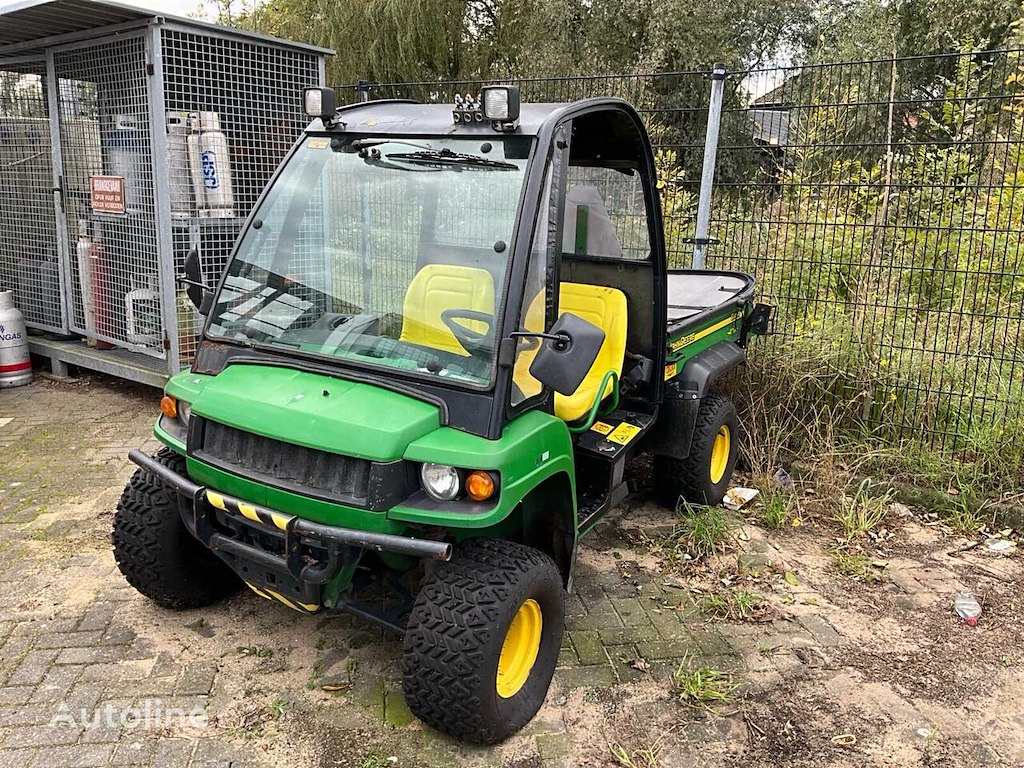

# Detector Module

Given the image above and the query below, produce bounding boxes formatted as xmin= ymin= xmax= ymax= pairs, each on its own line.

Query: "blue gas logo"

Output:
xmin=0 ymin=323 xmax=22 ymax=342
xmin=200 ymin=150 xmax=220 ymax=190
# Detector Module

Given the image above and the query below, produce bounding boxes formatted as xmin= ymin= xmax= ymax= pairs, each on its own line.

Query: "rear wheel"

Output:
xmin=654 ymin=392 xmax=739 ymax=507
xmin=401 ymin=538 xmax=564 ymax=744
xmin=112 ymin=448 xmax=241 ymax=609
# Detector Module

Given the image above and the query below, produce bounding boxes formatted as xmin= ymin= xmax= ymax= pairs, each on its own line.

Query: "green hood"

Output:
xmin=189 ymin=365 xmax=441 ymax=461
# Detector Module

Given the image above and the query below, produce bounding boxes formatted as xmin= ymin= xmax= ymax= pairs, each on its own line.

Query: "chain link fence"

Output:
xmin=345 ymin=50 xmax=1024 ymax=461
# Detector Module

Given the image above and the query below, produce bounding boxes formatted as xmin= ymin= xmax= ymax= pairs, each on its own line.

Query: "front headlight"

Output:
xmin=421 ymin=463 xmax=461 ymax=501
xmin=158 ymin=396 xmax=191 ymax=442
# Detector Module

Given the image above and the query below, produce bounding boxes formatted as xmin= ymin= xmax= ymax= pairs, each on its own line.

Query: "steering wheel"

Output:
xmin=440 ymin=309 xmax=495 ymax=356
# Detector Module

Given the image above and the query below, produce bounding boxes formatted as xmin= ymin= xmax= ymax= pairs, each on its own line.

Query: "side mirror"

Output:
xmin=529 ymin=313 xmax=605 ymax=395
xmin=180 ymin=250 xmax=212 ymax=314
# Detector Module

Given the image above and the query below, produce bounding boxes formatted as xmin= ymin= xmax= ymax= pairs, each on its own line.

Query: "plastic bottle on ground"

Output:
xmin=954 ymin=594 xmax=981 ymax=626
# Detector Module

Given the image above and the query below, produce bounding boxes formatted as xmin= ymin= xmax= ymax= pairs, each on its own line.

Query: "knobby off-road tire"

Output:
xmin=654 ymin=391 xmax=739 ymax=507
xmin=113 ymin=448 xmax=241 ymax=609
xmin=401 ymin=538 xmax=564 ymax=744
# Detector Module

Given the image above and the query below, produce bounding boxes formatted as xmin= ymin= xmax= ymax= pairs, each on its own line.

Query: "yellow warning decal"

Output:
xmin=307 ymin=139 xmax=329 ymax=148
xmin=607 ymin=423 xmax=641 ymax=445
xmin=664 ymin=363 xmax=677 ymax=380
xmin=591 ymin=421 xmax=614 ymax=435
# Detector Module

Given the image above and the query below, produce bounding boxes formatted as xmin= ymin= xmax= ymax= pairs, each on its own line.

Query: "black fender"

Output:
xmin=520 ymin=472 xmax=576 ymax=590
xmin=645 ymin=342 xmax=746 ymax=459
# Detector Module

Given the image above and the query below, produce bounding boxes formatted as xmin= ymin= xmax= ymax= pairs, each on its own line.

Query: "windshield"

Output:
xmin=207 ymin=135 xmax=531 ymax=388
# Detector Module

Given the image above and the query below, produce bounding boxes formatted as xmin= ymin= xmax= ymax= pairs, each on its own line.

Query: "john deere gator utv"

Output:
xmin=113 ymin=86 xmax=770 ymax=743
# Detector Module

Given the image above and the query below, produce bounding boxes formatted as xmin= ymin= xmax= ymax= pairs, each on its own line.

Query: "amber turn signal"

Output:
xmin=465 ymin=470 xmax=496 ymax=501
xmin=160 ymin=395 xmax=178 ymax=418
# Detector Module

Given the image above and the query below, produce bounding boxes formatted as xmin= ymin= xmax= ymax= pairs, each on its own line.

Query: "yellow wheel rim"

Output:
xmin=496 ymin=598 xmax=543 ymax=699
xmin=710 ymin=425 xmax=731 ymax=484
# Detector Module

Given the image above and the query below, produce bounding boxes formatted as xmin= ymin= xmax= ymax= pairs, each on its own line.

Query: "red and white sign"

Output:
xmin=90 ymin=175 xmax=126 ymax=214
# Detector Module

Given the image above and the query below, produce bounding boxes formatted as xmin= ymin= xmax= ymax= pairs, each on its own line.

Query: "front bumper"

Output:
xmin=128 ymin=449 xmax=451 ymax=611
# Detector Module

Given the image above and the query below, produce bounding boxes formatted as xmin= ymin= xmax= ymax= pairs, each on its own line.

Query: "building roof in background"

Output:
xmin=0 ymin=0 xmax=333 ymax=58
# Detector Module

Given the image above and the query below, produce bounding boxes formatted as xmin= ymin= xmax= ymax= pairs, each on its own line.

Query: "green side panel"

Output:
xmin=391 ymin=409 xmax=576 ymax=530
xmin=184 ymin=365 xmax=441 ymax=461
xmin=664 ymin=308 xmax=746 ymax=380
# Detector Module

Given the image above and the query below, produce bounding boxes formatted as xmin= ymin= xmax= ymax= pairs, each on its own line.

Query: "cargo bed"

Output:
xmin=666 ymin=270 xmax=756 ymax=332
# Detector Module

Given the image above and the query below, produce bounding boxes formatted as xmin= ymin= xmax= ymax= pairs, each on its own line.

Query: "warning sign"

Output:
xmin=607 ymin=422 xmax=642 ymax=445
xmin=90 ymin=176 xmax=126 ymax=214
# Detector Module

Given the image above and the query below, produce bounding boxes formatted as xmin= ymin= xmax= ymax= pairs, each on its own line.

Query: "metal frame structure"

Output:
xmin=0 ymin=0 xmax=330 ymax=384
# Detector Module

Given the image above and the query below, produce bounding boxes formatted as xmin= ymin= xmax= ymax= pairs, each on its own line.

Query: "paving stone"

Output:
xmin=0 ymin=748 xmax=35 ymax=768
xmin=0 ymin=684 xmax=34 ymax=705
xmin=693 ymin=629 xmax=737 ymax=657
xmin=28 ymin=744 xmax=115 ymax=768
xmin=174 ymin=663 xmax=218 ymax=696
xmin=29 ymin=665 xmax=84 ymax=704
xmin=34 ymin=632 xmax=104 ymax=650
xmin=54 ymin=646 xmax=124 ymax=665
xmin=149 ymin=737 xmax=195 ymax=768
xmin=598 ymin=624 xmax=661 ymax=646
xmin=3 ymin=723 xmax=83 ymax=748
xmin=556 ymin=647 xmax=578 ymax=668
xmin=565 ymin=611 xmax=624 ymax=631
xmin=795 ymin=614 xmax=843 ymax=648
xmin=637 ymin=639 xmax=702 ymax=661
xmin=536 ymin=731 xmax=574 ymax=763
xmin=109 ymin=737 xmax=158 ymax=766
xmin=568 ymin=630 xmax=607 ymax=666
xmin=0 ymin=701 xmax=57 ymax=726
xmin=610 ymin=597 xmax=653 ymax=627
xmin=554 ymin=664 xmax=616 ymax=689
xmin=7 ymin=649 xmax=59 ymax=686
xmin=76 ymin=604 xmax=115 ymax=633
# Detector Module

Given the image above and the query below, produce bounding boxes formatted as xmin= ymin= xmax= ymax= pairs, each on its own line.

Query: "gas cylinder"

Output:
xmin=0 ymin=290 xmax=32 ymax=387
xmin=187 ymin=112 xmax=235 ymax=218
xmin=75 ymin=219 xmax=97 ymax=344
xmin=105 ymin=114 xmax=146 ymax=214
xmin=166 ymin=111 xmax=194 ymax=218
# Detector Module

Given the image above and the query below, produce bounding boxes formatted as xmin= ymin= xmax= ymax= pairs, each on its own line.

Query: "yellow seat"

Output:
xmin=399 ymin=264 xmax=495 ymax=356
xmin=513 ymin=283 xmax=628 ymax=422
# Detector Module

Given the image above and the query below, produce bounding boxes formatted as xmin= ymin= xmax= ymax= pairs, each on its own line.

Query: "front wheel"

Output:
xmin=401 ymin=538 xmax=564 ymax=744
xmin=654 ymin=391 xmax=739 ymax=507
xmin=112 ymin=448 xmax=242 ymax=609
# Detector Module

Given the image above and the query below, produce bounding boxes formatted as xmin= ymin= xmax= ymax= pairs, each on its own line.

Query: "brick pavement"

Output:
xmin=0 ymin=375 xmax=1020 ymax=768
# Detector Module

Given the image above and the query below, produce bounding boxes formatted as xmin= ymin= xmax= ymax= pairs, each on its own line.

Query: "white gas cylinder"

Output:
xmin=187 ymin=111 xmax=235 ymax=218
xmin=0 ymin=290 xmax=32 ymax=387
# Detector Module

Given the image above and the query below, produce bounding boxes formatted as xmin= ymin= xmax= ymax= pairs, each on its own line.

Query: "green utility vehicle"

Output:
xmin=113 ymin=86 xmax=770 ymax=743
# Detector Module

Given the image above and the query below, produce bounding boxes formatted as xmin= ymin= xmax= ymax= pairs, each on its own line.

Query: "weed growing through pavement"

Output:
xmin=832 ymin=478 xmax=894 ymax=539
xmin=672 ymin=653 xmax=739 ymax=711
xmin=609 ymin=738 xmax=663 ymax=768
xmin=825 ymin=543 xmax=886 ymax=581
xmin=675 ymin=502 xmax=734 ymax=561
xmin=697 ymin=589 xmax=771 ymax=621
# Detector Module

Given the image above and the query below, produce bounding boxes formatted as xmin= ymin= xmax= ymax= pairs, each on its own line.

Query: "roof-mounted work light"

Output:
xmin=303 ymin=86 xmax=338 ymax=124
xmin=481 ymin=85 xmax=520 ymax=131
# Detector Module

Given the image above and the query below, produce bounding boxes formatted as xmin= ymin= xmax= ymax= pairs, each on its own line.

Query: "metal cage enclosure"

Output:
xmin=0 ymin=0 xmax=329 ymax=384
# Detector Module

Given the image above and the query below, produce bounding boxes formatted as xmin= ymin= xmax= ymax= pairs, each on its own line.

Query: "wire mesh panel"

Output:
xmin=358 ymin=55 xmax=1024 ymax=459
xmin=53 ymin=35 xmax=163 ymax=356
xmin=0 ymin=62 xmax=64 ymax=331
xmin=710 ymin=52 xmax=1024 ymax=457
xmin=159 ymin=26 xmax=321 ymax=365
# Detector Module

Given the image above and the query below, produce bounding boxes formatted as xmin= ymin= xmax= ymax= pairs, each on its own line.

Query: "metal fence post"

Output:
xmin=692 ymin=62 xmax=726 ymax=270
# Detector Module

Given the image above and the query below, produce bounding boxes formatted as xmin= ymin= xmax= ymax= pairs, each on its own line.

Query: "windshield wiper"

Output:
xmin=385 ymin=149 xmax=518 ymax=171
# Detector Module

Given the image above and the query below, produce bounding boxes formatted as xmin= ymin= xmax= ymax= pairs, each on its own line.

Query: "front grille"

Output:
xmin=193 ymin=418 xmax=371 ymax=506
